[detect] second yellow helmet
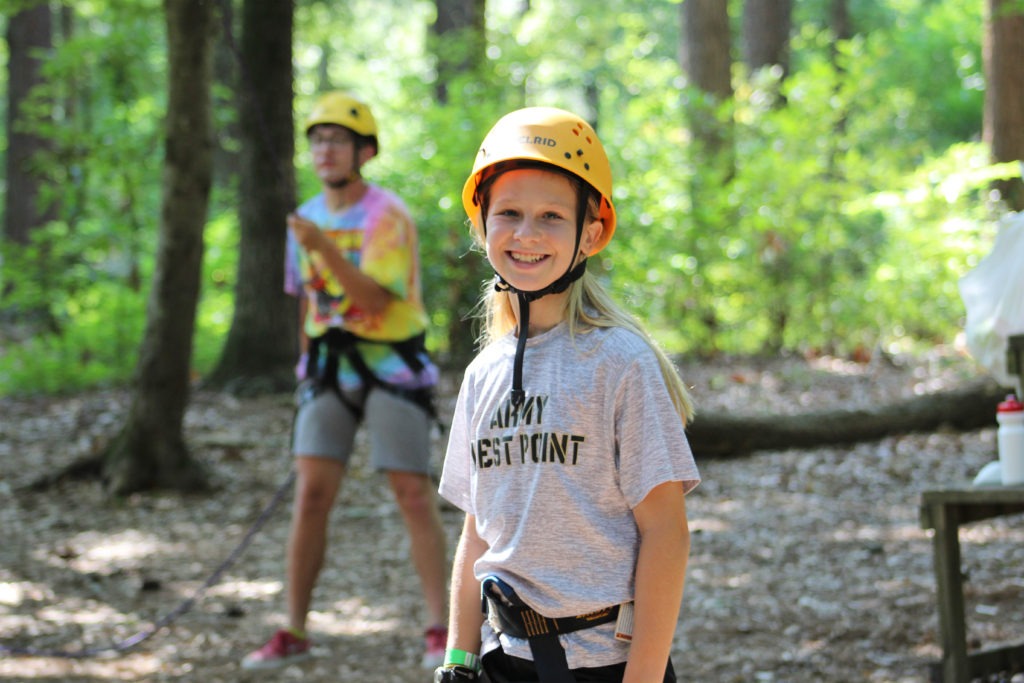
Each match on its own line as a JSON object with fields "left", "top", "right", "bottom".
{"left": 304, "top": 91, "right": 379, "bottom": 150}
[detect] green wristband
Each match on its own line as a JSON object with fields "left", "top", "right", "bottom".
{"left": 443, "top": 648, "right": 480, "bottom": 672}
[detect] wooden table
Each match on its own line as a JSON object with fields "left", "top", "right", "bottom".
{"left": 920, "top": 486, "right": 1024, "bottom": 682}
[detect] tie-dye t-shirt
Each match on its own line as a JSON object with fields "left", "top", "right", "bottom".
{"left": 284, "top": 184, "right": 437, "bottom": 391}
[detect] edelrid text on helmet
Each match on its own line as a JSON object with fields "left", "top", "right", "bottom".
{"left": 462, "top": 107, "right": 616, "bottom": 255}
{"left": 305, "top": 91, "right": 379, "bottom": 151}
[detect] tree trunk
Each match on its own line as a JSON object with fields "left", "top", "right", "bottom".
{"left": 678, "top": 0, "right": 734, "bottom": 352}
{"left": 679, "top": 0, "right": 734, "bottom": 175}
{"left": 103, "top": 0, "right": 215, "bottom": 495}
{"left": 205, "top": 0, "right": 297, "bottom": 393}
{"left": 432, "top": 0, "right": 487, "bottom": 369}
{"left": 56, "top": 4, "right": 91, "bottom": 235}
{"left": 742, "top": 0, "right": 793, "bottom": 77}
{"left": 430, "top": 0, "right": 485, "bottom": 105}
{"left": 983, "top": 0, "right": 1024, "bottom": 211}
{"left": 4, "top": 1, "right": 56, "bottom": 247}
{"left": 212, "top": 0, "right": 242, "bottom": 185}
{"left": 680, "top": 0, "right": 734, "bottom": 161}
{"left": 830, "top": 0, "right": 852, "bottom": 42}
{"left": 687, "top": 378, "right": 1007, "bottom": 458}
{"left": 826, "top": 0, "right": 852, "bottom": 145}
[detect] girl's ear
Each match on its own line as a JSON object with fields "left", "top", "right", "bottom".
{"left": 581, "top": 217, "right": 605, "bottom": 256}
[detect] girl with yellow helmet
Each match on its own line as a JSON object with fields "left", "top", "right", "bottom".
{"left": 436, "top": 107, "right": 700, "bottom": 683}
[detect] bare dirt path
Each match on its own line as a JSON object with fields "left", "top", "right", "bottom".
{"left": 2, "top": 349, "right": 1021, "bottom": 682}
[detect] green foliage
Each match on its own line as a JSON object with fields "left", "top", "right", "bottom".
{"left": 0, "top": 0, "right": 166, "bottom": 396}
{"left": 594, "top": 22, "right": 1005, "bottom": 359}
{"left": 0, "top": 0, "right": 1015, "bottom": 395}
{"left": 864, "top": 148, "right": 1019, "bottom": 350}
{"left": 792, "top": 0, "right": 984, "bottom": 147}
{"left": 0, "top": 220, "right": 147, "bottom": 393}
{"left": 193, "top": 209, "right": 240, "bottom": 373}
{"left": 864, "top": 0, "right": 984, "bottom": 146}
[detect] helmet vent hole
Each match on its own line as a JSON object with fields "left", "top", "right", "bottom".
{"left": 584, "top": 163, "right": 591, "bottom": 170}
{"left": 563, "top": 152, "right": 572, "bottom": 160}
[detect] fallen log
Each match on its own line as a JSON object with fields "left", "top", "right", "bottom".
{"left": 685, "top": 378, "right": 1009, "bottom": 458}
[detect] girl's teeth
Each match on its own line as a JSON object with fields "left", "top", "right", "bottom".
{"left": 513, "top": 253, "right": 543, "bottom": 263}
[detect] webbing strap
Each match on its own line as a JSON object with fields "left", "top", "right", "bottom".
{"left": 482, "top": 576, "right": 620, "bottom": 683}
{"left": 527, "top": 633, "right": 575, "bottom": 683}
{"left": 511, "top": 291, "right": 529, "bottom": 408}
{"left": 306, "top": 328, "right": 439, "bottom": 423}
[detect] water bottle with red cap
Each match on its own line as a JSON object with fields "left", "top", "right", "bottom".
{"left": 997, "top": 394, "right": 1024, "bottom": 485}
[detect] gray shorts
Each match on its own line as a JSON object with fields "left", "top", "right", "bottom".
{"left": 292, "top": 386, "right": 433, "bottom": 474}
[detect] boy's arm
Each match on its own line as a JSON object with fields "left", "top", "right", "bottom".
{"left": 288, "top": 213, "right": 394, "bottom": 315}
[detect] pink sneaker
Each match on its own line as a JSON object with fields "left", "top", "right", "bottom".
{"left": 421, "top": 624, "right": 448, "bottom": 669}
{"left": 241, "top": 629, "right": 312, "bottom": 670}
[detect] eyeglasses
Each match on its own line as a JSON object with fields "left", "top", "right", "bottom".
{"left": 309, "top": 134, "right": 353, "bottom": 150}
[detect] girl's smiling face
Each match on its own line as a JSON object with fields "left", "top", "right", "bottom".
{"left": 484, "top": 168, "right": 598, "bottom": 294}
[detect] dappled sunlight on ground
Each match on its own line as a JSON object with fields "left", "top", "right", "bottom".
{"left": 206, "top": 578, "right": 282, "bottom": 600}
{"left": 2, "top": 349, "right": 1020, "bottom": 681}
{"left": 37, "top": 530, "right": 173, "bottom": 574}
{"left": 311, "top": 598, "right": 404, "bottom": 636}
{"left": 0, "top": 655, "right": 168, "bottom": 681}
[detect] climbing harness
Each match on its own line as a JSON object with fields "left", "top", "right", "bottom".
{"left": 305, "top": 327, "right": 441, "bottom": 426}
{"left": 481, "top": 575, "right": 622, "bottom": 683}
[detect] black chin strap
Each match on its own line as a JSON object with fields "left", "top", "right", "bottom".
{"left": 495, "top": 259, "right": 587, "bottom": 407}
{"left": 484, "top": 169, "right": 592, "bottom": 408}
{"left": 511, "top": 291, "right": 530, "bottom": 408}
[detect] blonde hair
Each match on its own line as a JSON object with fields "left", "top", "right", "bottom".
{"left": 472, "top": 184, "right": 695, "bottom": 425}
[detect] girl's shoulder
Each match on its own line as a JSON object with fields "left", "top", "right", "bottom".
{"left": 463, "top": 337, "right": 509, "bottom": 373}
{"left": 577, "top": 324, "right": 655, "bottom": 364}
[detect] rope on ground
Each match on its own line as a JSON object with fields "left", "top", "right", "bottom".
{"left": 0, "top": 469, "right": 295, "bottom": 659}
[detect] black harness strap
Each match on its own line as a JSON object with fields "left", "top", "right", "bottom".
{"left": 305, "top": 328, "right": 440, "bottom": 425}
{"left": 481, "top": 576, "right": 620, "bottom": 683}
{"left": 510, "top": 291, "right": 529, "bottom": 408}
{"left": 306, "top": 331, "right": 362, "bottom": 419}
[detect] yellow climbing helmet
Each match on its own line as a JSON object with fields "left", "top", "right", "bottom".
{"left": 462, "top": 106, "right": 617, "bottom": 255}
{"left": 304, "top": 91, "right": 379, "bottom": 149}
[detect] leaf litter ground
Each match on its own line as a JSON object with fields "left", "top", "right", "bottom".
{"left": 2, "top": 347, "right": 1023, "bottom": 682}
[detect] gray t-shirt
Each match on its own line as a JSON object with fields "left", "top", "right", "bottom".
{"left": 439, "top": 321, "right": 700, "bottom": 668}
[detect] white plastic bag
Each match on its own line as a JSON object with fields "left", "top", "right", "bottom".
{"left": 959, "top": 212, "right": 1024, "bottom": 391}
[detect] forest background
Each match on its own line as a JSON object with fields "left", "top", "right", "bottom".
{"left": 3, "top": 1, "right": 1024, "bottom": 681}
{"left": 1, "top": 0, "right": 1023, "bottom": 485}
